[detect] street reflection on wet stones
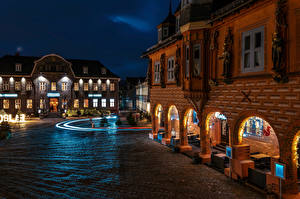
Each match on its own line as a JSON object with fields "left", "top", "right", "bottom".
{"left": 0, "top": 125, "right": 264, "bottom": 199}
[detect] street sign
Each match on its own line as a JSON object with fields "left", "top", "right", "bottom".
{"left": 226, "top": 146, "right": 232, "bottom": 159}
{"left": 275, "top": 162, "right": 285, "bottom": 180}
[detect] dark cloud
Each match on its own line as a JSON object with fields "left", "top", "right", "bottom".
{"left": 0, "top": 0, "right": 180, "bottom": 79}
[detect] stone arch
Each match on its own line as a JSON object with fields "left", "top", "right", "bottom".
{"left": 152, "top": 103, "right": 164, "bottom": 135}
{"left": 166, "top": 105, "right": 180, "bottom": 142}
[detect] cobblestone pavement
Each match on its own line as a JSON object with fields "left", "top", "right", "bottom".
{"left": 0, "top": 120, "right": 265, "bottom": 199}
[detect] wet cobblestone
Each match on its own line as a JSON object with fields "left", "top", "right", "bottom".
{"left": 0, "top": 121, "right": 265, "bottom": 199}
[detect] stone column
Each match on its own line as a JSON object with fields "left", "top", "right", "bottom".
{"left": 199, "top": 119, "right": 211, "bottom": 163}
{"left": 178, "top": 112, "right": 192, "bottom": 152}
{"left": 162, "top": 110, "right": 171, "bottom": 145}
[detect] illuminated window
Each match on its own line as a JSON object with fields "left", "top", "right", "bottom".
{"left": 110, "top": 83, "right": 115, "bottom": 91}
{"left": 15, "top": 81, "right": 21, "bottom": 91}
{"left": 27, "top": 99, "right": 32, "bottom": 109}
{"left": 93, "top": 83, "right": 98, "bottom": 91}
{"left": 39, "top": 82, "right": 46, "bottom": 91}
{"left": 242, "top": 26, "right": 264, "bottom": 72}
{"left": 84, "top": 99, "right": 89, "bottom": 108}
{"left": 62, "top": 82, "right": 67, "bottom": 91}
{"left": 110, "top": 99, "right": 115, "bottom": 107}
{"left": 83, "top": 66, "right": 88, "bottom": 74}
{"left": 101, "top": 99, "right": 106, "bottom": 107}
{"left": 26, "top": 82, "right": 32, "bottom": 91}
{"left": 3, "top": 100, "right": 9, "bottom": 109}
{"left": 167, "top": 57, "right": 175, "bottom": 81}
{"left": 15, "top": 99, "right": 21, "bottom": 109}
{"left": 51, "top": 82, "right": 56, "bottom": 91}
{"left": 3, "top": 82, "right": 9, "bottom": 91}
{"left": 74, "top": 83, "right": 79, "bottom": 91}
{"left": 102, "top": 83, "right": 107, "bottom": 91}
{"left": 93, "top": 99, "right": 98, "bottom": 108}
{"left": 74, "top": 99, "right": 79, "bottom": 108}
{"left": 15, "top": 63, "right": 22, "bottom": 72}
{"left": 40, "top": 99, "right": 45, "bottom": 109}
{"left": 154, "top": 62, "right": 160, "bottom": 83}
{"left": 84, "top": 83, "right": 89, "bottom": 91}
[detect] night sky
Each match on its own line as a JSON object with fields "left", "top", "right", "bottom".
{"left": 0, "top": 0, "right": 180, "bottom": 79}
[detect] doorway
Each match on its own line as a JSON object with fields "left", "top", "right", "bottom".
{"left": 50, "top": 98, "right": 59, "bottom": 112}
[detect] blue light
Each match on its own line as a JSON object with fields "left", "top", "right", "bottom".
{"left": 0, "top": 93, "right": 18, "bottom": 98}
{"left": 88, "top": 94, "right": 102, "bottom": 98}
{"left": 226, "top": 146, "right": 232, "bottom": 159}
{"left": 275, "top": 163, "right": 285, "bottom": 179}
{"left": 47, "top": 93, "right": 60, "bottom": 97}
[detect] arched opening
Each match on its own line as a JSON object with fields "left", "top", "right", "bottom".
{"left": 238, "top": 116, "right": 280, "bottom": 173}
{"left": 206, "top": 112, "right": 229, "bottom": 151}
{"left": 168, "top": 105, "right": 180, "bottom": 146}
{"left": 184, "top": 109, "right": 200, "bottom": 147}
{"left": 292, "top": 131, "right": 300, "bottom": 191}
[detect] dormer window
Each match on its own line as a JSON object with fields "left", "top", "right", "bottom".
{"left": 158, "top": 28, "right": 162, "bottom": 42}
{"left": 83, "top": 66, "right": 88, "bottom": 74}
{"left": 163, "top": 27, "right": 168, "bottom": 38}
{"left": 101, "top": 68, "right": 106, "bottom": 75}
{"left": 15, "top": 64, "right": 22, "bottom": 72}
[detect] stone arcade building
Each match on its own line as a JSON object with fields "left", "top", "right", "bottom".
{"left": 0, "top": 54, "right": 120, "bottom": 116}
{"left": 143, "top": 0, "right": 300, "bottom": 197}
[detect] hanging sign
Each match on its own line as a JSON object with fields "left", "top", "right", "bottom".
{"left": 274, "top": 162, "right": 286, "bottom": 180}
{"left": 226, "top": 146, "right": 232, "bottom": 159}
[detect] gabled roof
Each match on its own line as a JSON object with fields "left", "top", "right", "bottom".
{"left": 0, "top": 55, "right": 119, "bottom": 79}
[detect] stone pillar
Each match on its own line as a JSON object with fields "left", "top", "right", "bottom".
{"left": 199, "top": 120, "right": 211, "bottom": 163}
{"left": 178, "top": 112, "right": 192, "bottom": 152}
{"left": 162, "top": 110, "right": 171, "bottom": 145}
{"left": 150, "top": 112, "right": 158, "bottom": 139}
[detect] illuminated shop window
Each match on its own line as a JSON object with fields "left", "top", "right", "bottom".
{"left": 40, "top": 99, "right": 45, "bottom": 109}
{"left": 101, "top": 99, "right": 106, "bottom": 108}
{"left": 62, "top": 99, "right": 67, "bottom": 109}
{"left": 27, "top": 99, "right": 32, "bottom": 109}
{"left": 93, "top": 83, "right": 98, "bottom": 91}
{"left": 3, "top": 82, "right": 9, "bottom": 91}
{"left": 84, "top": 83, "right": 89, "bottom": 91}
{"left": 167, "top": 57, "right": 175, "bottom": 81}
{"left": 51, "top": 82, "right": 56, "bottom": 91}
{"left": 15, "top": 99, "right": 21, "bottom": 109}
{"left": 110, "top": 83, "right": 115, "bottom": 91}
{"left": 110, "top": 99, "right": 115, "bottom": 107}
{"left": 39, "top": 82, "right": 46, "bottom": 91}
{"left": 93, "top": 99, "right": 98, "bottom": 108}
{"left": 26, "top": 82, "right": 32, "bottom": 91}
{"left": 102, "top": 83, "right": 107, "bottom": 91}
{"left": 74, "top": 99, "right": 79, "bottom": 108}
{"left": 15, "top": 81, "right": 21, "bottom": 91}
{"left": 62, "top": 82, "right": 67, "bottom": 91}
{"left": 154, "top": 62, "right": 160, "bottom": 83}
{"left": 84, "top": 99, "right": 89, "bottom": 108}
{"left": 3, "top": 99, "right": 9, "bottom": 109}
{"left": 242, "top": 26, "right": 264, "bottom": 73}
{"left": 74, "top": 83, "right": 79, "bottom": 91}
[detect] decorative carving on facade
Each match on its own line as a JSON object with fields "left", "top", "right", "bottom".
{"left": 175, "top": 47, "right": 181, "bottom": 86}
{"left": 219, "top": 27, "right": 233, "bottom": 84}
{"left": 210, "top": 30, "right": 219, "bottom": 51}
{"left": 160, "top": 54, "right": 166, "bottom": 88}
{"left": 272, "top": 0, "right": 288, "bottom": 83}
{"left": 147, "top": 59, "right": 152, "bottom": 88}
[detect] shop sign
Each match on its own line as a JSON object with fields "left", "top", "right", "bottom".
{"left": 47, "top": 93, "right": 60, "bottom": 98}
{"left": 88, "top": 94, "right": 102, "bottom": 98}
{"left": 0, "top": 94, "right": 18, "bottom": 98}
{"left": 226, "top": 146, "right": 232, "bottom": 159}
{"left": 275, "top": 162, "right": 285, "bottom": 180}
{"left": 0, "top": 114, "right": 25, "bottom": 123}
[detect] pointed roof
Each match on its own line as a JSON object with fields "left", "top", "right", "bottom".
{"left": 160, "top": 0, "right": 176, "bottom": 25}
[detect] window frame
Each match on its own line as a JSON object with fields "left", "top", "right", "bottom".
{"left": 193, "top": 44, "right": 201, "bottom": 77}
{"left": 74, "top": 99, "right": 79, "bottom": 108}
{"left": 110, "top": 99, "right": 115, "bottom": 107}
{"left": 83, "top": 66, "right": 88, "bottom": 74}
{"left": 93, "top": 99, "right": 98, "bottom": 108}
{"left": 167, "top": 57, "right": 175, "bottom": 82}
{"left": 74, "top": 82, "right": 79, "bottom": 91}
{"left": 15, "top": 99, "right": 21, "bottom": 110}
{"left": 84, "top": 99, "right": 89, "bottom": 108}
{"left": 62, "top": 82, "right": 67, "bottom": 91}
{"left": 27, "top": 99, "right": 32, "bottom": 109}
{"left": 83, "top": 83, "right": 89, "bottom": 91}
{"left": 154, "top": 61, "right": 160, "bottom": 83}
{"left": 15, "top": 81, "right": 21, "bottom": 91}
{"left": 110, "top": 83, "right": 115, "bottom": 92}
{"left": 3, "top": 99, "right": 9, "bottom": 109}
{"left": 51, "top": 82, "right": 57, "bottom": 91}
{"left": 186, "top": 45, "right": 190, "bottom": 77}
{"left": 26, "top": 82, "right": 32, "bottom": 91}
{"left": 39, "top": 82, "right": 46, "bottom": 91}
{"left": 101, "top": 99, "right": 106, "bottom": 108}
{"left": 241, "top": 26, "right": 265, "bottom": 73}
{"left": 15, "top": 63, "right": 22, "bottom": 72}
